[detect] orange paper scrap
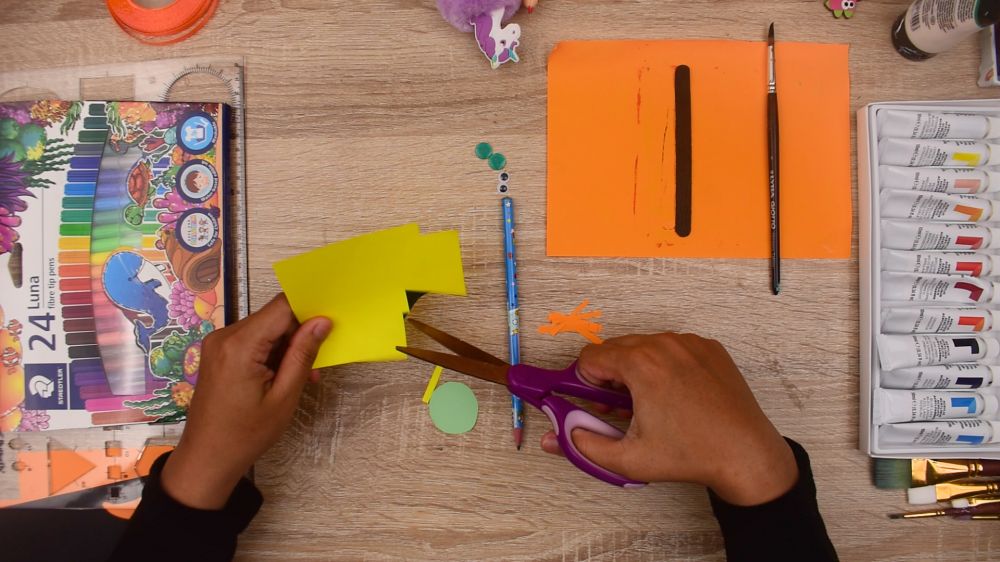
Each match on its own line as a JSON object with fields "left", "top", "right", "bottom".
{"left": 546, "top": 40, "right": 851, "bottom": 258}
{"left": 538, "top": 300, "right": 604, "bottom": 344}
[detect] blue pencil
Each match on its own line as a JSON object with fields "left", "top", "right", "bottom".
{"left": 502, "top": 197, "right": 525, "bottom": 449}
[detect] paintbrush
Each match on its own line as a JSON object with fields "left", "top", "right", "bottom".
{"left": 766, "top": 22, "right": 781, "bottom": 295}
{"left": 889, "top": 501, "right": 1000, "bottom": 519}
{"left": 874, "top": 458, "right": 1000, "bottom": 489}
{"left": 908, "top": 481, "right": 1000, "bottom": 504}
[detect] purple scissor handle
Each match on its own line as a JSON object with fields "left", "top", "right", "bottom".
{"left": 508, "top": 361, "right": 646, "bottom": 488}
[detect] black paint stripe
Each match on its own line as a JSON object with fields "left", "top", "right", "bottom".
{"left": 674, "top": 65, "right": 692, "bottom": 238}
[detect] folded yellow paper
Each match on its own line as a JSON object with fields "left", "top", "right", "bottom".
{"left": 273, "top": 224, "right": 466, "bottom": 367}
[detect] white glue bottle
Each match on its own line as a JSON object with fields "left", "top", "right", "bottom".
{"left": 892, "top": 0, "right": 1000, "bottom": 60}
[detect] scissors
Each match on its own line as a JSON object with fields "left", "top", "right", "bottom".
{"left": 398, "top": 319, "right": 646, "bottom": 488}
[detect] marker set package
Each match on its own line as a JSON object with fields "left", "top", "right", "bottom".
{"left": 0, "top": 101, "right": 233, "bottom": 432}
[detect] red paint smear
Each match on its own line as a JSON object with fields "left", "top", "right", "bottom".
{"left": 660, "top": 121, "right": 669, "bottom": 200}
{"left": 636, "top": 68, "right": 643, "bottom": 125}
{"left": 633, "top": 154, "right": 639, "bottom": 215}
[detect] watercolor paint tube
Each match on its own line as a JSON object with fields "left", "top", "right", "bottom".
{"left": 880, "top": 221, "right": 1000, "bottom": 251}
{"left": 877, "top": 110, "right": 1000, "bottom": 140}
{"left": 877, "top": 334, "right": 1000, "bottom": 371}
{"left": 881, "top": 272, "right": 1000, "bottom": 305}
{"left": 881, "top": 364, "right": 1000, "bottom": 390}
{"left": 881, "top": 307, "right": 995, "bottom": 334}
{"left": 880, "top": 191, "right": 995, "bottom": 222}
{"left": 880, "top": 419, "right": 1000, "bottom": 446}
{"left": 879, "top": 139, "right": 1000, "bottom": 167}
{"left": 876, "top": 388, "right": 1000, "bottom": 423}
{"left": 881, "top": 249, "right": 1000, "bottom": 277}
{"left": 879, "top": 165, "right": 1000, "bottom": 194}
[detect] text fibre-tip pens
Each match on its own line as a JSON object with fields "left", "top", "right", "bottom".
{"left": 767, "top": 22, "right": 781, "bottom": 295}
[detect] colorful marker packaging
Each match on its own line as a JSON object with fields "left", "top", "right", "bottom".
{"left": 860, "top": 101, "right": 1000, "bottom": 458}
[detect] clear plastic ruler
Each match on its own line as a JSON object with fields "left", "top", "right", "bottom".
{"left": 0, "top": 56, "right": 250, "bottom": 319}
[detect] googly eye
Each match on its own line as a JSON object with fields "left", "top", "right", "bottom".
{"left": 497, "top": 183, "right": 509, "bottom": 194}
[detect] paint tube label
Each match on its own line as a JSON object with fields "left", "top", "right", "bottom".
{"left": 880, "top": 221, "right": 996, "bottom": 251}
{"left": 877, "top": 110, "right": 996, "bottom": 139}
{"left": 881, "top": 364, "right": 996, "bottom": 390}
{"left": 881, "top": 307, "right": 993, "bottom": 334}
{"left": 876, "top": 389, "right": 993, "bottom": 423}
{"left": 877, "top": 334, "right": 999, "bottom": 370}
{"left": 881, "top": 249, "right": 997, "bottom": 277}
{"left": 881, "top": 272, "right": 1000, "bottom": 305}
{"left": 880, "top": 191, "right": 994, "bottom": 222}
{"left": 878, "top": 139, "right": 995, "bottom": 167}
{"left": 879, "top": 165, "right": 994, "bottom": 194}
{"left": 879, "top": 419, "right": 1000, "bottom": 446}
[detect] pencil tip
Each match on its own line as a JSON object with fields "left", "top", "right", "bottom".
{"left": 768, "top": 23, "right": 774, "bottom": 42}
{"left": 513, "top": 428, "right": 523, "bottom": 450}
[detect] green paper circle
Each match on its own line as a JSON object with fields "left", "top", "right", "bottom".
{"left": 488, "top": 152, "right": 506, "bottom": 170}
{"left": 428, "top": 381, "right": 479, "bottom": 435}
{"left": 475, "top": 142, "right": 493, "bottom": 159}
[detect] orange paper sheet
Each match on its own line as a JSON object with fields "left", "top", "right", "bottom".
{"left": 546, "top": 40, "right": 851, "bottom": 258}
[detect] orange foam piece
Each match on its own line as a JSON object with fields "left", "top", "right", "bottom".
{"left": 134, "top": 445, "right": 174, "bottom": 477}
{"left": 538, "top": 300, "right": 604, "bottom": 344}
{"left": 546, "top": 40, "right": 851, "bottom": 258}
{"left": 49, "top": 445, "right": 98, "bottom": 495}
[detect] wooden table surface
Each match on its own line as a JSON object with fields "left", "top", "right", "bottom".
{"left": 3, "top": 1, "right": 999, "bottom": 560}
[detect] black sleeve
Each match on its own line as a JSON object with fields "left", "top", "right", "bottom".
{"left": 109, "top": 452, "right": 263, "bottom": 562}
{"left": 708, "top": 438, "right": 838, "bottom": 562}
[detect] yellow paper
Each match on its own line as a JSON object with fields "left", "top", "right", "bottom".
{"left": 421, "top": 365, "right": 443, "bottom": 404}
{"left": 273, "top": 224, "right": 466, "bottom": 367}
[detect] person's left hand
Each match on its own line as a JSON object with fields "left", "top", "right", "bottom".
{"left": 161, "top": 294, "right": 331, "bottom": 509}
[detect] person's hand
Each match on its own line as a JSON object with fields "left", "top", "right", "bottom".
{"left": 540, "top": 334, "right": 798, "bottom": 506}
{"left": 161, "top": 294, "right": 331, "bottom": 509}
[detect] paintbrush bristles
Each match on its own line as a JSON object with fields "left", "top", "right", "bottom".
{"left": 873, "top": 458, "right": 913, "bottom": 489}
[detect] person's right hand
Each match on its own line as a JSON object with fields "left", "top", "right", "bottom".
{"left": 540, "top": 333, "right": 798, "bottom": 506}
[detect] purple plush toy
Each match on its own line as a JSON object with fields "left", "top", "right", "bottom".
{"left": 437, "top": 0, "right": 523, "bottom": 69}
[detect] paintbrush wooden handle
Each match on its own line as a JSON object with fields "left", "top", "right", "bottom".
{"left": 976, "top": 459, "right": 1000, "bottom": 477}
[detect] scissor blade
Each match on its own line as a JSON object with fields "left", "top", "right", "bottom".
{"left": 406, "top": 318, "right": 507, "bottom": 366}
{"left": 396, "top": 346, "right": 510, "bottom": 387}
